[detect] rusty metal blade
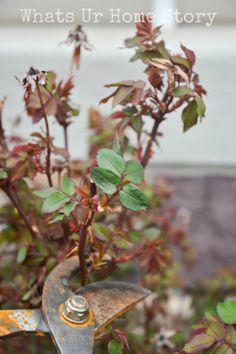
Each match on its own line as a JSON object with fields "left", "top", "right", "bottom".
{"left": 42, "top": 256, "right": 151, "bottom": 354}
{"left": 0, "top": 279, "right": 150, "bottom": 340}
{"left": 42, "top": 256, "right": 95, "bottom": 354}
{"left": 76, "top": 280, "right": 151, "bottom": 333}
{"left": 0, "top": 309, "right": 47, "bottom": 339}
{"left": 0, "top": 256, "right": 151, "bottom": 353}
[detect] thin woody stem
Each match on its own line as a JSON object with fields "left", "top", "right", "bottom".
{"left": 35, "top": 80, "right": 53, "bottom": 187}
{"left": 78, "top": 182, "right": 96, "bottom": 286}
{"left": 63, "top": 125, "right": 71, "bottom": 177}
{"left": 168, "top": 97, "right": 185, "bottom": 113}
{"left": 0, "top": 101, "right": 40, "bottom": 239}
{"left": 78, "top": 225, "right": 89, "bottom": 286}
{"left": 3, "top": 185, "right": 38, "bottom": 239}
{"left": 141, "top": 115, "right": 164, "bottom": 168}
{"left": 141, "top": 89, "right": 173, "bottom": 168}
{"left": 0, "top": 99, "right": 8, "bottom": 151}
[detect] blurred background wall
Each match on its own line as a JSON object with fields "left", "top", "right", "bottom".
{"left": 0, "top": 0, "right": 236, "bottom": 165}
{"left": 0, "top": 0, "right": 236, "bottom": 280}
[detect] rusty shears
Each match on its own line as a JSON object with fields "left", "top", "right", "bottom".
{"left": 0, "top": 256, "right": 150, "bottom": 353}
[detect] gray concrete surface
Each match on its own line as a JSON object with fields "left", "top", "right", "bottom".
{"left": 164, "top": 172, "right": 236, "bottom": 284}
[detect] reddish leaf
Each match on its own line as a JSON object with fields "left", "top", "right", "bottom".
{"left": 110, "top": 111, "right": 127, "bottom": 119}
{"left": 139, "top": 239, "right": 167, "bottom": 274}
{"left": 184, "top": 328, "right": 216, "bottom": 353}
{"left": 136, "top": 17, "right": 152, "bottom": 38}
{"left": 114, "top": 328, "right": 130, "bottom": 351}
{"left": 57, "top": 78, "right": 74, "bottom": 97}
{"left": 101, "top": 80, "right": 145, "bottom": 108}
{"left": 181, "top": 44, "right": 196, "bottom": 66}
{"left": 73, "top": 45, "right": 81, "bottom": 68}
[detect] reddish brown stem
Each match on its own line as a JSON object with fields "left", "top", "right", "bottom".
{"left": 168, "top": 97, "right": 185, "bottom": 113}
{"left": 78, "top": 225, "right": 88, "bottom": 286}
{"left": 141, "top": 90, "right": 173, "bottom": 168}
{"left": 3, "top": 185, "right": 38, "bottom": 239}
{"left": 115, "top": 248, "right": 141, "bottom": 264}
{"left": 116, "top": 209, "right": 126, "bottom": 229}
{"left": 0, "top": 100, "right": 8, "bottom": 151}
{"left": 141, "top": 115, "right": 164, "bottom": 168}
{"left": 35, "top": 80, "right": 53, "bottom": 187}
{"left": 78, "top": 182, "right": 96, "bottom": 286}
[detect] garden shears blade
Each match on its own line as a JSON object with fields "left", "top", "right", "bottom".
{"left": 0, "top": 256, "right": 151, "bottom": 354}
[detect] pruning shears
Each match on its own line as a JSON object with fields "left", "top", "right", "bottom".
{"left": 0, "top": 256, "right": 150, "bottom": 353}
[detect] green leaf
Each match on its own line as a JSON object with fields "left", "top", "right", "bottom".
{"left": 171, "top": 55, "right": 192, "bottom": 69}
{"left": 93, "top": 223, "right": 110, "bottom": 241}
{"left": 225, "top": 326, "right": 236, "bottom": 345}
{"left": 125, "top": 35, "right": 143, "bottom": 49}
{"left": 33, "top": 187, "right": 57, "bottom": 198}
{"left": 49, "top": 213, "right": 65, "bottom": 224}
{"left": 91, "top": 167, "right": 121, "bottom": 195}
{"left": 215, "top": 344, "right": 233, "bottom": 354}
{"left": 131, "top": 116, "right": 143, "bottom": 132}
{"left": 113, "top": 237, "right": 130, "bottom": 250}
{"left": 171, "top": 86, "right": 194, "bottom": 97}
{"left": 195, "top": 95, "right": 206, "bottom": 117}
{"left": 0, "top": 168, "right": 7, "bottom": 179}
{"left": 207, "top": 321, "right": 225, "bottom": 340}
{"left": 22, "top": 288, "right": 33, "bottom": 302}
{"left": 97, "top": 149, "right": 125, "bottom": 177}
{"left": 108, "top": 339, "right": 122, "bottom": 354}
{"left": 17, "top": 246, "right": 27, "bottom": 264}
{"left": 183, "top": 331, "right": 215, "bottom": 353}
{"left": 64, "top": 201, "right": 76, "bottom": 217}
{"left": 119, "top": 184, "right": 148, "bottom": 211}
{"left": 217, "top": 301, "right": 236, "bottom": 325}
{"left": 42, "top": 192, "right": 70, "bottom": 213}
{"left": 45, "top": 71, "right": 56, "bottom": 91}
{"left": 71, "top": 107, "right": 80, "bottom": 116}
{"left": 124, "top": 160, "right": 144, "bottom": 184}
{"left": 136, "top": 50, "right": 162, "bottom": 61}
{"left": 205, "top": 311, "right": 219, "bottom": 321}
{"left": 144, "top": 227, "right": 161, "bottom": 240}
{"left": 112, "top": 140, "right": 122, "bottom": 156}
{"left": 123, "top": 105, "right": 138, "bottom": 116}
{"left": 106, "top": 323, "right": 113, "bottom": 331}
{"left": 61, "top": 175, "right": 75, "bottom": 196}
{"left": 156, "top": 40, "right": 170, "bottom": 59}
{"left": 182, "top": 100, "right": 198, "bottom": 132}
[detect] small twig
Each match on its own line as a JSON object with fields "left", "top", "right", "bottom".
{"left": 3, "top": 185, "right": 38, "bottom": 239}
{"left": 141, "top": 115, "right": 164, "bottom": 168}
{"left": 78, "top": 181, "right": 96, "bottom": 286}
{"left": 35, "top": 80, "right": 53, "bottom": 187}
{"left": 0, "top": 99, "right": 41, "bottom": 239}
{"left": 63, "top": 125, "right": 71, "bottom": 177}
{"left": 168, "top": 97, "right": 185, "bottom": 113}
{"left": 0, "top": 99, "right": 8, "bottom": 151}
{"left": 78, "top": 225, "right": 89, "bottom": 286}
{"left": 116, "top": 209, "right": 126, "bottom": 229}
{"left": 141, "top": 89, "right": 173, "bottom": 168}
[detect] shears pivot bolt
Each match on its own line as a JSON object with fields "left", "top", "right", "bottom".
{"left": 62, "top": 295, "right": 89, "bottom": 324}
